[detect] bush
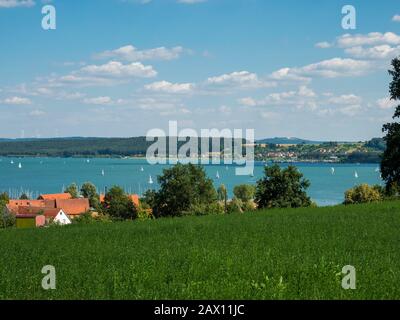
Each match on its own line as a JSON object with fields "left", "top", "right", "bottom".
{"left": 0, "top": 206, "right": 15, "bottom": 229}
{"left": 233, "top": 184, "right": 255, "bottom": 203}
{"left": 255, "top": 165, "right": 311, "bottom": 209}
{"left": 344, "top": 184, "right": 383, "bottom": 205}
{"left": 227, "top": 198, "right": 244, "bottom": 214}
{"left": 184, "top": 202, "right": 224, "bottom": 216}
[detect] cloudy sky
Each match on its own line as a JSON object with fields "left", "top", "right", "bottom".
{"left": 0, "top": 0, "right": 399, "bottom": 140}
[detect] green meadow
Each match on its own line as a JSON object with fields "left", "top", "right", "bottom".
{"left": 1, "top": 201, "right": 400, "bottom": 300}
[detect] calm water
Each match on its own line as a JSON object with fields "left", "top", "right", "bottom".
{"left": 0, "top": 157, "right": 383, "bottom": 206}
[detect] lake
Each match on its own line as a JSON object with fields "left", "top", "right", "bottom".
{"left": 0, "top": 157, "right": 383, "bottom": 206}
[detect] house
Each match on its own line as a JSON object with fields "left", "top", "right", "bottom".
{"left": 15, "top": 209, "right": 71, "bottom": 228}
{"left": 38, "top": 193, "right": 72, "bottom": 201}
{"left": 55, "top": 198, "right": 90, "bottom": 217}
{"left": 53, "top": 209, "right": 72, "bottom": 225}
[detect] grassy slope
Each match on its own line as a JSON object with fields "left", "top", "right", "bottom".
{"left": 1, "top": 201, "right": 400, "bottom": 300}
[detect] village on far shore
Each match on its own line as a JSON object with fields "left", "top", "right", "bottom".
{"left": 5, "top": 192, "right": 140, "bottom": 228}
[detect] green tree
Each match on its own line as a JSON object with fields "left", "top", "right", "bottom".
{"left": 382, "top": 57, "right": 400, "bottom": 194}
{"left": 233, "top": 184, "right": 255, "bottom": 203}
{"left": 0, "top": 192, "right": 9, "bottom": 203}
{"left": 217, "top": 184, "right": 228, "bottom": 213}
{"left": 255, "top": 164, "right": 311, "bottom": 209}
{"left": 104, "top": 186, "right": 137, "bottom": 220}
{"left": 140, "top": 189, "right": 157, "bottom": 209}
{"left": 0, "top": 205, "right": 15, "bottom": 229}
{"left": 153, "top": 163, "right": 217, "bottom": 217}
{"left": 80, "top": 182, "right": 100, "bottom": 209}
{"left": 65, "top": 183, "right": 79, "bottom": 198}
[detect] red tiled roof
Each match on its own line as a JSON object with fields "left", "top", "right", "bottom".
{"left": 38, "top": 193, "right": 72, "bottom": 201}
{"left": 55, "top": 198, "right": 90, "bottom": 215}
{"left": 100, "top": 194, "right": 140, "bottom": 207}
{"left": 17, "top": 207, "right": 62, "bottom": 218}
{"left": 9, "top": 200, "right": 46, "bottom": 207}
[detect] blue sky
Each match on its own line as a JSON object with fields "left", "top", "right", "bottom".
{"left": 0, "top": 0, "right": 399, "bottom": 140}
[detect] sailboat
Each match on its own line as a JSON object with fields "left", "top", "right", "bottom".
{"left": 86, "top": 159, "right": 90, "bottom": 163}
{"left": 354, "top": 171, "right": 359, "bottom": 179}
{"left": 140, "top": 167, "right": 144, "bottom": 172}
{"left": 10, "top": 160, "right": 14, "bottom": 165}
{"left": 18, "top": 162, "right": 22, "bottom": 169}
{"left": 148, "top": 175, "right": 154, "bottom": 184}
{"left": 216, "top": 171, "right": 220, "bottom": 179}
{"left": 331, "top": 167, "right": 335, "bottom": 175}
{"left": 101, "top": 169, "right": 105, "bottom": 176}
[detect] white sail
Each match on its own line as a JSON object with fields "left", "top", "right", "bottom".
{"left": 141, "top": 167, "right": 144, "bottom": 172}
{"left": 18, "top": 162, "right": 22, "bottom": 169}
{"left": 10, "top": 160, "right": 14, "bottom": 164}
{"left": 216, "top": 171, "right": 220, "bottom": 179}
{"left": 331, "top": 167, "right": 335, "bottom": 175}
{"left": 354, "top": 171, "right": 359, "bottom": 179}
{"left": 101, "top": 169, "right": 105, "bottom": 176}
{"left": 148, "top": 175, "right": 153, "bottom": 184}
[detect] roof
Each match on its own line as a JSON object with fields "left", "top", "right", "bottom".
{"left": 100, "top": 194, "right": 140, "bottom": 207}
{"left": 38, "top": 193, "right": 72, "bottom": 201}
{"left": 17, "top": 207, "right": 62, "bottom": 218}
{"left": 9, "top": 200, "right": 47, "bottom": 207}
{"left": 55, "top": 198, "right": 90, "bottom": 215}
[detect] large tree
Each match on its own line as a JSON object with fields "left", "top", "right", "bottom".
{"left": 381, "top": 57, "right": 400, "bottom": 193}
{"left": 65, "top": 183, "right": 79, "bottom": 198}
{"left": 80, "top": 182, "right": 100, "bottom": 209}
{"left": 153, "top": 163, "right": 217, "bottom": 217}
{"left": 255, "top": 164, "right": 311, "bottom": 209}
{"left": 104, "top": 186, "right": 137, "bottom": 220}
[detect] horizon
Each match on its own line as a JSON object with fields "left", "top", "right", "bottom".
{"left": 0, "top": 134, "right": 381, "bottom": 143}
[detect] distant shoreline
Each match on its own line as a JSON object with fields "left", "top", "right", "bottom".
{"left": 0, "top": 155, "right": 381, "bottom": 165}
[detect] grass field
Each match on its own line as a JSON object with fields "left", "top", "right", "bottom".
{"left": 1, "top": 201, "right": 400, "bottom": 300}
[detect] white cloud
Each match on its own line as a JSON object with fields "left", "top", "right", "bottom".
{"left": 207, "top": 71, "right": 275, "bottom": 89}
{"left": 328, "top": 94, "right": 362, "bottom": 105}
{"left": 0, "top": 0, "right": 35, "bottom": 8}
{"left": 393, "top": 15, "right": 400, "bottom": 22}
{"left": 83, "top": 96, "right": 112, "bottom": 105}
{"left": 377, "top": 97, "right": 398, "bottom": 109}
{"left": 270, "top": 58, "right": 371, "bottom": 81}
{"left": 270, "top": 67, "right": 310, "bottom": 82}
{"left": 238, "top": 86, "right": 317, "bottom": 109}
{"left": 315, "top": 41, "right": 333, "bottom": 49}
{"left": 337, "top": 32, "right": 400, "bottom": 48}
{"left": 1, "top": 96, "right": 32, "bottom": 105}
{"left": 96, "top": 45, "right": 185, "bottom": 62}
{"left": 344, "top": 44, "right": 400, "bottom": 59}
{"left": 144, "top": 80, "right": 194, "bottom": 93}
{"left": 80, "top": 61, "right": 157, "bottom": 78}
